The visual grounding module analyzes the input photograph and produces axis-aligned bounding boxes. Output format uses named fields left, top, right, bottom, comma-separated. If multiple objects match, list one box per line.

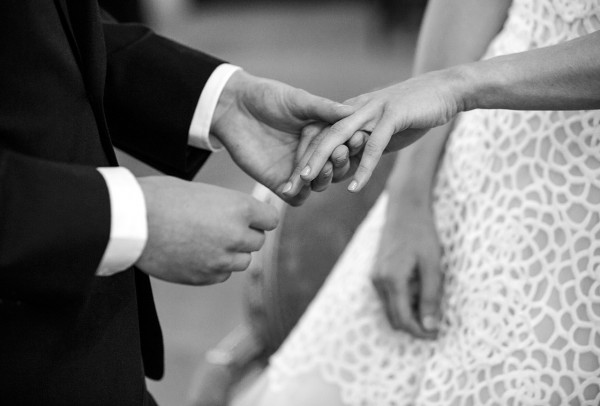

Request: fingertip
left=265, top=205, right=280, bottom=231
left=421, top=315, right=440, bottom=332
left=300, top=165, right=311, bottom=178
left=348, top=131, right=367, bottom=153
left=331, top=145, right=350, bottom=168
left=348, top=180, right=359, bottom=192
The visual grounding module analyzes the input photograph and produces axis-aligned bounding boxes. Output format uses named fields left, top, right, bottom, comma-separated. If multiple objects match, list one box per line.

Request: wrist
left=451, top=59, right=503, bottom=112
left=210, top=70, right=251, bottom=143
left=443, top=63, right=480, bottom=113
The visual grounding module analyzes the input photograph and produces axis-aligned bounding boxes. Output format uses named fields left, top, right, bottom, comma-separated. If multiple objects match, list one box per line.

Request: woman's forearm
left=459, top=31, right=600, bottom=112
left=386, top=0, right=510, bottom=211
left=385, top=123, right=452, bottom=208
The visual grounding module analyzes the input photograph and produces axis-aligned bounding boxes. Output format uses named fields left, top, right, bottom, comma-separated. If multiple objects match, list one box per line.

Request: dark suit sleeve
left=102, top=22, right=225, bottom=180
left=0, top=149, right=110, bottom=302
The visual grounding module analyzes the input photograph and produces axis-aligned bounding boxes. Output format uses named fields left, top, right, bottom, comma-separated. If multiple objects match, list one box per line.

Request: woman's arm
left=297, top=5, right=600, bottom=192
left=465, top=31, right=600, bottom=111
left=391, top=0, right=512, bottom=196
left=370, top=0, right=512, bottom=338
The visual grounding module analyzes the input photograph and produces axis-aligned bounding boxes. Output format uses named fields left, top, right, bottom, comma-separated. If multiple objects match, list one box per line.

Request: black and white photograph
left=1, top=0, right=599, bottom=405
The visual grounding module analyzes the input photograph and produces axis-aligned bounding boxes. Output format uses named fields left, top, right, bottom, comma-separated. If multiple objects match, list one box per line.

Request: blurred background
left=111, top=0, right=424, bottom=404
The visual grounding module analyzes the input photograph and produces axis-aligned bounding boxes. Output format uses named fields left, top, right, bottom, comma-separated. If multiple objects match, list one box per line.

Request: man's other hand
left=135, top=177, right=279, bottom=285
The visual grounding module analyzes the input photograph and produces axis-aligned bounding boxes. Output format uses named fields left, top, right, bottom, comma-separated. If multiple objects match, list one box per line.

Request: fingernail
left=422, top=315, right=439, bottom=331
left=348, top=180, right=358, bottom=192
left=282, top=182, right=292, bottom=194
left=301, top=166, right=311, bottom=177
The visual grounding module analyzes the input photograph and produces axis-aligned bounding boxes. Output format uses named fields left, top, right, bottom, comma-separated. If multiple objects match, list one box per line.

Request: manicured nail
left=348, top=180, right=358, bottom=192
left=282, top=182, right=292, bottom=194
left=422, top=315, right=439, bottom=331
left=300, top=166, right=311, bottom=177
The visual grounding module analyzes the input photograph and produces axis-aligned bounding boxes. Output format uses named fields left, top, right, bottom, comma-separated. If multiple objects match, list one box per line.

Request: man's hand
left=135, top=177, right=279, bottom=285
left=210, top=70, right=354, bottom=206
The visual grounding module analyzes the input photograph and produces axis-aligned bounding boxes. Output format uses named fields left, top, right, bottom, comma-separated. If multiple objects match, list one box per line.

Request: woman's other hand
left=371, top=195, right=443, bottom=339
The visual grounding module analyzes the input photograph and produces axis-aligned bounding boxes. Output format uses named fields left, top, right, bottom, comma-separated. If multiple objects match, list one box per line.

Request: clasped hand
left=284, top=67, right=466, bottom=196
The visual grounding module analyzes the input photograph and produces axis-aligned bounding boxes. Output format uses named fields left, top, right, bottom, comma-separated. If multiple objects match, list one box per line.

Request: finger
left=283, top=125, right=328, bottom=198
left=331, top=145, right=350, bottom=168
left=371, top=271, right=401, bottom=330
left=294, top=90, right=354, bottom=123
left=300, top=110, right=373, bottom=182
left=391, top=271, right=430, bottom=338
left=330, top=145, right=350, bottom=182
left=311, top=161, right=334, bottom=192
left=296, top=123, right=328, bottom=162
left=334, top=154, right=362, bottom=183
left=348, top=119, right=395, bottom=193
left=348, top=131, right=368, bottom=156
left=227, top=252, right=253, bottom=273
left=236, top=229, right=267, bottom=253
left=248, top=200, right=279, bottom=231
left=418, top=256, right=444, bottom=334
left=332, top=155, right=351, bottom=183
left=282, top=183, right=312, bottom=207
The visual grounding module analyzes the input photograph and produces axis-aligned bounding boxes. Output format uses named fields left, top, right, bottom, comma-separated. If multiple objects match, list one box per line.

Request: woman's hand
left=371, top=197, right=444, bottom=339
left=282, top=123, right=369, bottom=197
left=287, top=67, right=468, bottom=194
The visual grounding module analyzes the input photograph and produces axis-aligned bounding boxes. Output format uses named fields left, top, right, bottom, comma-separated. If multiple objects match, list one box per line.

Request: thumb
left=298, top=91, right=354, bottom=123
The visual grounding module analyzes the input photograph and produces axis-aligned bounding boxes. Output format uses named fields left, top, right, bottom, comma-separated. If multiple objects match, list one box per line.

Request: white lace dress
left=261, top=1, right=600, bottom=405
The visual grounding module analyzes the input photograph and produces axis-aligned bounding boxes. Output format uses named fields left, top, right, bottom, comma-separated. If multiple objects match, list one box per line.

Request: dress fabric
left=266, top=1, right=600, bottom=404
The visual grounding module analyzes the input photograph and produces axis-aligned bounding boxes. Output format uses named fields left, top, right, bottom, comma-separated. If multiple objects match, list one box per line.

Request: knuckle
left=233, top=196, right=252, bottom=218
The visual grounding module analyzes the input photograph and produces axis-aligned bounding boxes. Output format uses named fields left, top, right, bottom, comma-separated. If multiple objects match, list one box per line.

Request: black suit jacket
left=0, top=1, right=224, bottom=404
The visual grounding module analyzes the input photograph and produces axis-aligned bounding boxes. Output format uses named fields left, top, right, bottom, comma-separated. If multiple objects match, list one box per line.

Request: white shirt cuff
left=188, top=63, right=242, bottom=152
left=96, top=167, right=148, bottom=276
